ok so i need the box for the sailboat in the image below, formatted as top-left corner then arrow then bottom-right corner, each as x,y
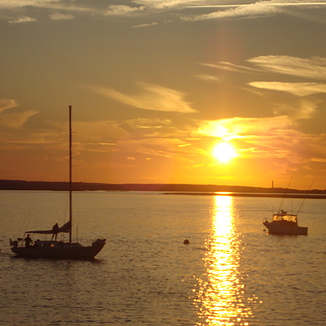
10,106 -> 106,259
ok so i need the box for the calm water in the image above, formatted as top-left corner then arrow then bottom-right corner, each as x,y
0,190 -> 325,325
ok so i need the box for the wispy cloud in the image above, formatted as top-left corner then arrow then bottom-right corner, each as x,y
0,98 -> 38,128
203,56 -> 326,94
183,2 -> 280,21
247,56 -> 326,80
0,0 -> 107,22
49,12 -> 74,20
201,61 -> 259,73
272,99 -> 319,119
8,16 -> 36,23
1,1 -> 146,20
2,0 -> 326,24
133,0 -> 198,10
249,81 -> 326,96
73,118 -> 172,144
182,1 -> 326,21
132,21 -> 159,28
0,109 -> 38,128
89,82 -> 196,113
197,115 -> 296,140
0,98 -> 18,112
105,4 -> 145,16
0,0 -> 61,9
71,117 -> 191,164
196,73 -> 221,82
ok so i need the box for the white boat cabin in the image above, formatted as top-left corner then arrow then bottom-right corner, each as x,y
272,210 -> 297,223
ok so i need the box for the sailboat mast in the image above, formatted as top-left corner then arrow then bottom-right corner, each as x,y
69,105 -> 72,244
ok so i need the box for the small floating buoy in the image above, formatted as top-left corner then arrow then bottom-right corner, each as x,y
183,239 -> 190,245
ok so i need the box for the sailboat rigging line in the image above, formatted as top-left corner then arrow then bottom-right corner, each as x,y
296,178 -> 316,216
69,105 -> 73,244
277,178 -> 292,212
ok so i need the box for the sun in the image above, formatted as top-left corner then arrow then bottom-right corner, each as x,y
212,142 -> 237,163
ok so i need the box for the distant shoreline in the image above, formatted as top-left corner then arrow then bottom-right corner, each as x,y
163,192 -> 326,199
1,179 -> 326,198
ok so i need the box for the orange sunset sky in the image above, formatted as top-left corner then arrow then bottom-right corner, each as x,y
1,1 -> 326,190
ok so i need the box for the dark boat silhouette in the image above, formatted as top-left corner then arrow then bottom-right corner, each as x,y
10,106 -> 106,259
263,209 -> 308,235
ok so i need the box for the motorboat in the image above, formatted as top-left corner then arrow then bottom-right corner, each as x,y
263,209 -> 308,235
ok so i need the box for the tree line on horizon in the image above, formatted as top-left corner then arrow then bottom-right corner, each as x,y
0,179 -> 325,193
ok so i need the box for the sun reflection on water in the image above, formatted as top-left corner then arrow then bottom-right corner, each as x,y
194,196 -> 253,325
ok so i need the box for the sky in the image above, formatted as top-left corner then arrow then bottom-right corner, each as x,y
1,0 -> 326,189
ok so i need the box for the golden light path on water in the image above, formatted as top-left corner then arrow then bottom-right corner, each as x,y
194,196 -> 253,325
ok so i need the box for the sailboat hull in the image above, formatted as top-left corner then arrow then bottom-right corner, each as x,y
11,239 -> 106,260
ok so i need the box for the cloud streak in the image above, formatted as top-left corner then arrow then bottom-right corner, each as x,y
2,0 -> 326,24
272,99 -> 319,119
49,12 -> 74,20
247,56 -> 326,80
183,1 -> 326,21
105,4 -> 145,16
8,16 -> 36,23
0,0 -> 60,9
0,98 -> 38,128
0,109 -> 39,128
249,81 -> 326,96
89,82 -> 196,113
197,115 -> 296,140
0,98 -> 18,112
201,61 -> 258,73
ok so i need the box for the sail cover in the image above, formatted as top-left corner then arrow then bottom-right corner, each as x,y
26,221 -> 71,234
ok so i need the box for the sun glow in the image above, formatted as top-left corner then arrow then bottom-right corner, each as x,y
212,142 -> 237,163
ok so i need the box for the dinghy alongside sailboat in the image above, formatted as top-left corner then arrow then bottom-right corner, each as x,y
10,106 -> 106,259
